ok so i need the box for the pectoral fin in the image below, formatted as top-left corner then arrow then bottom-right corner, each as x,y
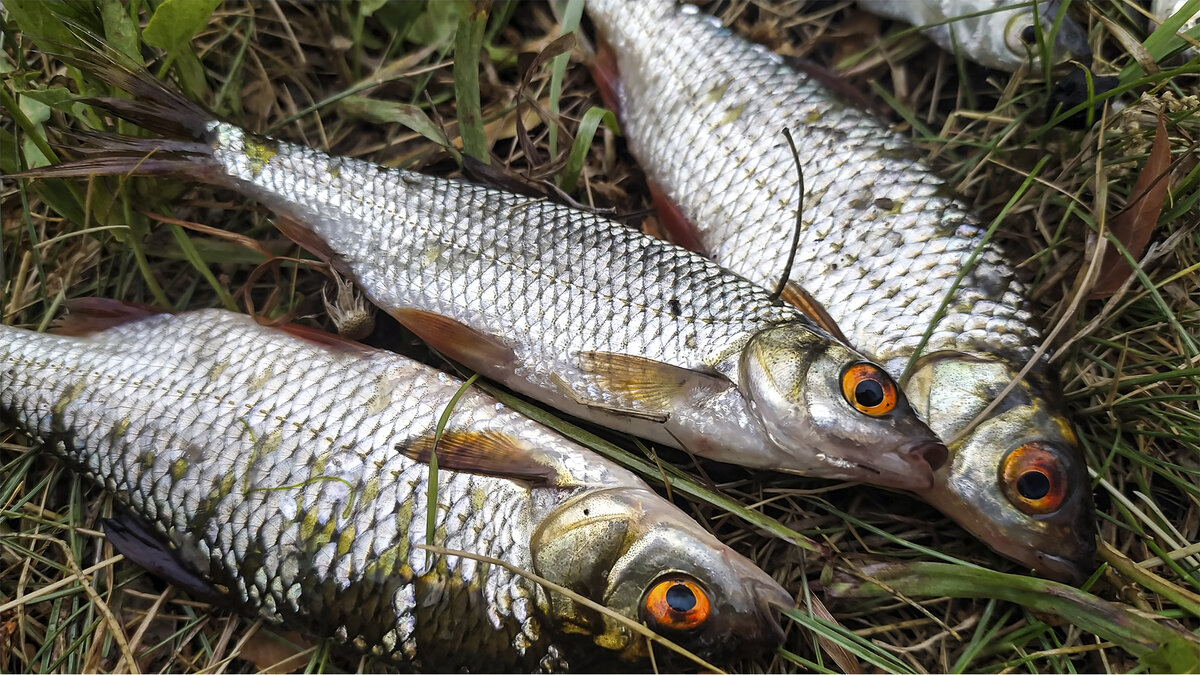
779,282 -> 849,344
391,308 -> 515,369
401,430 -> 560,487
559,350 -> 732,421
103,511 -> 229,606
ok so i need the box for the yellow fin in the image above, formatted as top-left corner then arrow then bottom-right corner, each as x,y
779,282 -> 849,345
402,430 -> 560,487
568,351 -> 732,420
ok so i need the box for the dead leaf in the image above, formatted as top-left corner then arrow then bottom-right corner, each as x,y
238,628 -> 315,674
809,595 -> 862,673
1090,109 -> 1172,298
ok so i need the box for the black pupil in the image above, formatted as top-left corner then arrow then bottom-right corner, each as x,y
665,583 -> 697,612
855,379 -> 885,408
1020,25 -> 1037,44
1017,470 -> 1051,500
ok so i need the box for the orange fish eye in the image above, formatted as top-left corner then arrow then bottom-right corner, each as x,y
643,577 -> 712,632
1001,442 -> 1068,514
840,363 -> 898,416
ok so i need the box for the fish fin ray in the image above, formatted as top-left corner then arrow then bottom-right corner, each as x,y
103,512 -> 229,606
647,181 -> 710,255
275,322 -> 375,354
779,282 -> 849,344
402,430 -> 561,487
589,33 -> 623,115
568,350 -> 731,420
390,309 -> 516,369
271,215 -> 355,277
52,298 -> 169,336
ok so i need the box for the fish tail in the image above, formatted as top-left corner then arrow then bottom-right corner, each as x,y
12,36 -> 221,181
17,129 -> 218,180
56,34 -> 214,141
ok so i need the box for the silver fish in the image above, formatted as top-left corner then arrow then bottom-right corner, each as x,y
856,0 -> 1091,71
0,301 -> 792,670
587,0 -> 1095,583
20,48 -> 948,491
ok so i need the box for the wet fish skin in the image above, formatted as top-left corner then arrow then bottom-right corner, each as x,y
587,0 -> 1095,583
0,306 -> 791,670
18,48 -> 948,491
856,0 -> 1091,71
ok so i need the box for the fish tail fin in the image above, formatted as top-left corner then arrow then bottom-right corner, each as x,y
51,25 -> 214,141
9,30 -> 222,181
11,130 -> 219,181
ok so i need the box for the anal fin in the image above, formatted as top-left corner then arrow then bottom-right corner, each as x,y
390,308 -> 515,370
779,281 -> 849,345
401,430 -> 560,488
103,510 -> 229,606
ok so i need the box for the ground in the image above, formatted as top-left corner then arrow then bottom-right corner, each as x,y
1,1 -> 1198,673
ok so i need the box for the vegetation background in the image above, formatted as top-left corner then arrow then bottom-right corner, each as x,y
1,0 -> 1197,672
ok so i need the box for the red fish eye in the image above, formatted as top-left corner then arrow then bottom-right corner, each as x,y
840,363 -> 898,416
643,577 -> 711,631
1001,442 -> 1067,514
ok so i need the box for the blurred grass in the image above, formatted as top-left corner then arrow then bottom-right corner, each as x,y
2,0 -> 1199,673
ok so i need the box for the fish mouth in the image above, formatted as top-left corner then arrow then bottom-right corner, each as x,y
852,440 -> 947,491
990,534 -> 1096,585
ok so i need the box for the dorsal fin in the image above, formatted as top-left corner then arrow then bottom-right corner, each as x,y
53,298 -> 168,336
401,429 -> 561,488
779,282 -> 849,345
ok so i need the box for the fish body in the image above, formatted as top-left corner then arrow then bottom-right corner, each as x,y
0,304 -> 791,670
856,0 -> 1091,71
22,50 -> 948,491
1150,0 -> 1200,60
587,0 -> 1095,582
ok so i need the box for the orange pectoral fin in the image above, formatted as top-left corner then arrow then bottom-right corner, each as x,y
390,308 -> 516,371
779,281 -> 849,345
647,181 -> 710,256
52,298 -> 169,336
402,430 -> 561,488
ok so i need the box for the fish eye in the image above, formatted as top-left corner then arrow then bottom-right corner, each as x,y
840,363 -> 898,416
1020,25 -> 1038,45
643,577 -> 711,631
1001,442 -> 1068,514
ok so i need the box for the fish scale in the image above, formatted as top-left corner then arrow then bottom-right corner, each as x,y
587,0 -> 1095,583
1,307 -> 793,669
18,47 -> 952,489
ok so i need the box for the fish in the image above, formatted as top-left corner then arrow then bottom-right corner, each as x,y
1150,0 -> 1200,60
586,0 -> 1096,583
856,0 -> 1092,71
16,45 -> 949,491
0,299 -> 793,671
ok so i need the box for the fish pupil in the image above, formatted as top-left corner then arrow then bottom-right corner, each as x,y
855,380 -> 884,408
1020,25 -> 1037,45
1017,470 -> 1050,500
665,583 -> 697,612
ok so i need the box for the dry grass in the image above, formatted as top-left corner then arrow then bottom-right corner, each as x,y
2,1 -> 1198,673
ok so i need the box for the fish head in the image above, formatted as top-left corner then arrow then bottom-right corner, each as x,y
739,323 -> 947,490
530,487 -> 791,662
926,0 -> 1090,71
908,354 -> 1096,584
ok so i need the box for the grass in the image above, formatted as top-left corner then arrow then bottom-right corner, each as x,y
2,0 -> 1198,672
